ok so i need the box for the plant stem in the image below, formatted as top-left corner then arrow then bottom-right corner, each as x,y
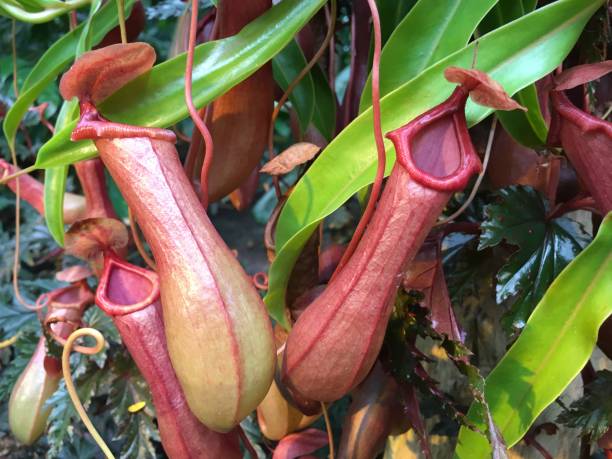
116,0 -> 127,44
331,0 -> 384,278
321,402 -> 335,459
185,0 -> 215,208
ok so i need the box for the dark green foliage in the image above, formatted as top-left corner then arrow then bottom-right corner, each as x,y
557,370 -> 612,442
479,186 -> 589,329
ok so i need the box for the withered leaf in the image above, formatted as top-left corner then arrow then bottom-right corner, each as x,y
261,142 -> 320,176
444,67 -> 526,112
64,218 -> 129,261
404,238 -> 463,342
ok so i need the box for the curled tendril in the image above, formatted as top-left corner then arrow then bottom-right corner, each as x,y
44,316 -> 88,353
267,0 -> 337,198
62,328 -> 115,459
252,272 -> 269,291
0,334 -> 19,350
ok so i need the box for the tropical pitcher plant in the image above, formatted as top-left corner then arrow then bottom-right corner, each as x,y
0,0 -> 610,458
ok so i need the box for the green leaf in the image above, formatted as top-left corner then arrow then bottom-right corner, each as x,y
310,64 -> 336,141
108,355 -> 157,459
44,165 -> 68,245
454,212 -> 612,458
266,0 -> 604,328
479,0 -> 548,147
272,39 -> 315,134
360,0 -> 499,110
557,370 -> 612,441
46,370 -> 100,457
2,0 -> 135,152
35,0 -> 327,169
0,0 -> 89,23
479,186 -> 589,329
496,84 -> 549,147
44,99 -> 78,245
377,0 -> 417,45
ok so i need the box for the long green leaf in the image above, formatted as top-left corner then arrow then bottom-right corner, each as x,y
2,0 -> 134,151
44,100 -> 78,245
480,0 -> 548,147
360,0 -> 499,110
44,166 -> 68,244
272,39 -> 315,134
266,0 -> 604,328
454,213 -> 612,458
377,0 -> 417,45
310,64 -> 336,141
35,0 -> 327,169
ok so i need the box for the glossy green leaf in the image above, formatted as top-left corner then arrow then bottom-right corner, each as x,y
480,0 -> 548,147
360,0 -> 499,110
454,213 -> 612,458
44,100 -> 78,245
556,370 -> 612,442
377,0 -> 417,45
34,0 -> 119,246
479,186 -> 589,329
272,39 -> 315,134
35,0 -> 327,169
266,0 -> 604,328
310,64 -> 336,141
497,84 -> 548,147
0,0 -> 89,23
2,0 -> 134,151
44,166 -> 68,245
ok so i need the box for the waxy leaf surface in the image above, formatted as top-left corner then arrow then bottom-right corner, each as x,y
479,0 -> 548,147
360,0 -> 498,110
35,0 -> 327,169
479,186 -> 589,329
454,213 -> 612,458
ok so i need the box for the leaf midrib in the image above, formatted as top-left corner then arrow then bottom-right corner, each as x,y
495,251 -> 612,444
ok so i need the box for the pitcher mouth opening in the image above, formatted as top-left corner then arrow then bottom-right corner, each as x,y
386,87 -> 482,192
96,252 -> 160,316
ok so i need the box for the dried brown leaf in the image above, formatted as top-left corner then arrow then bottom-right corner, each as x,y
261,142 -> 320,176
444,67 -> 526,112
64,218 -> 129,261
404,238 -> 463,342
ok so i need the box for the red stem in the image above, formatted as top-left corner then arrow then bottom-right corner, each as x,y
546,195 -> 598,220
185,0 -> 215,208
331,0 -> 385,278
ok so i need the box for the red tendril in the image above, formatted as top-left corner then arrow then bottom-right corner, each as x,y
331,0 -> 385,279
185,0 -> 215,208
